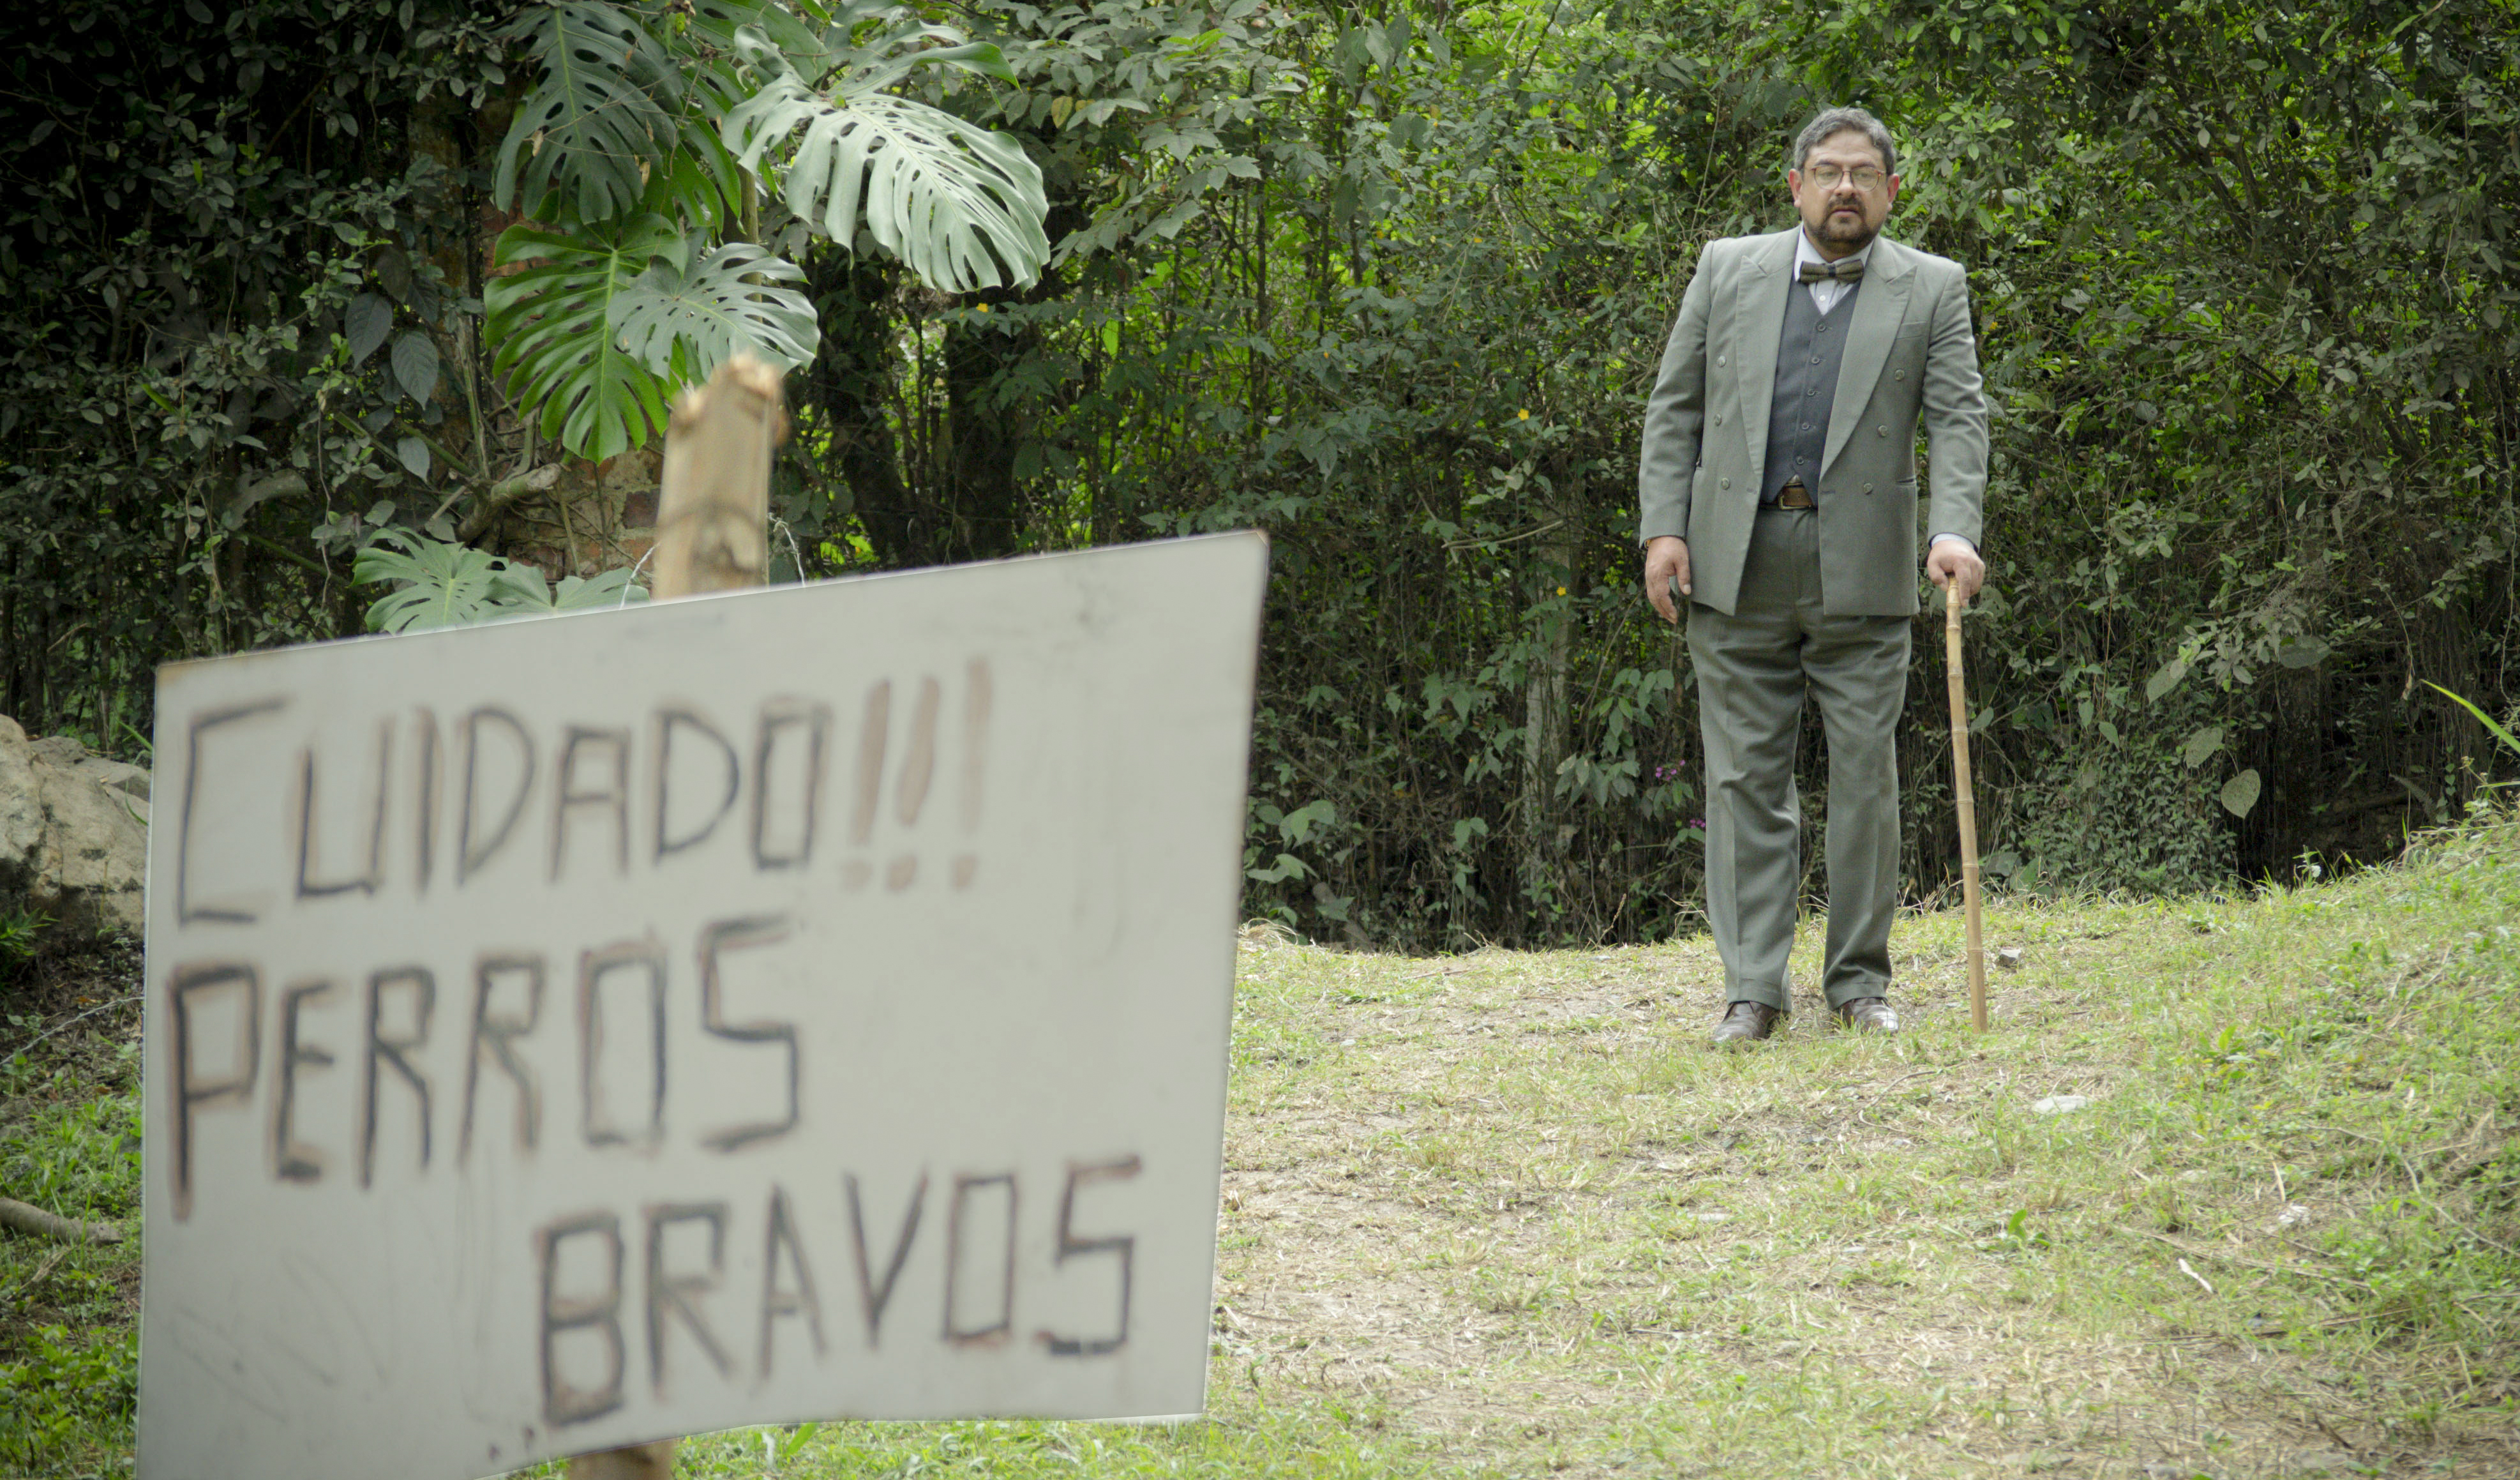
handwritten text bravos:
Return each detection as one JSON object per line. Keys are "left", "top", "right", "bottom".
{"left": 536, "top": 1162, "right": 1141, "bottom": 1428}
{"left": 174, "top": 660, "right": 993, "bottom": 926}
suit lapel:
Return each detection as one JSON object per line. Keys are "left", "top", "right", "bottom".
{"left": 1736, "top": 230, "right": 1798, "bottom": 481}
{"left": 1822, "top": 237, "right": 1915, "bottom": 476}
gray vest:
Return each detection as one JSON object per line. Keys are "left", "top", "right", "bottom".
{"left": 1760, "top": 278, "right": 1860, "bottom": 504}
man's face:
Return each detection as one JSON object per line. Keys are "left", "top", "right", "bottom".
{"left": 1789, "top": 130, "right": 1900, "bottom": 257}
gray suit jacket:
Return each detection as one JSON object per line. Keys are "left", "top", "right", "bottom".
{"left": 1637, "top": 228, "right": 1988, "bottom": 617}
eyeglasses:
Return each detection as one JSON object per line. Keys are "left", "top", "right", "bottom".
{"left": 1803, "top": 163, "right": 1886, "bottom": 192}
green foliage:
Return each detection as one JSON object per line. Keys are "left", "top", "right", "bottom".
{"left": 2427, "top": 683, "right": 2520, "bottom": 764}
{"left": 491, "top": 559, "right": 652, "bottom": 617}
{"left": 614, "top": 239, "right": 820, "bottom": 378}
{"left": 4, "top": 0, "right": 2513, "bottom": 943}
{"left": 2007, "top": 735, "right": 2235, "bottom": 898}
{"left": 769, "top": 0, "right": 2505, "bottom": 942}
{"left": 479, "top": 0, "right": 1053, "bottom": 457}
{"left": 354, "top": 531, "right": 521, "bottom": 631}
{"left": 494, "top": 1, "right": 686, "bottom": 222}
{"left": 485, "top": 216, "right": 686, "bottom": 460}
{"left": 722, "top": 27, "right": 1048, "bottom": 294}
{"left": 353, "top": 529, "right": 646, "bottom": 632}
{"left": 0, "top": 1052, "right": 141, "bottom": 1477}
{"left": 0, "top": 1088, "right": 141, "bottom": 1219}
{"left": 0, "top": 0, "right": 523, "bottom": 747}
{"left": 0, "top": 1326, "right": 139, "bottom": 1472}
{"left": 0, "top": 909, "right": 48, "bottom": 975}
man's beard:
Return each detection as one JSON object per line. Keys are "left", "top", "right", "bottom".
{"left": 1813, "top": 200, "right": 1878, "bottom": 250}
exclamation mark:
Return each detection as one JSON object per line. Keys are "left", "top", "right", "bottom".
{"left": 414, "top": 708, "right": 440, "bottom": 895}
{"left": 843, "top": 680, "right": 889, "bottom": 892}
{"left": 952, "top": 660, "right": 990, "bottom": 890}
{"left": 887, "top": 677, "right": 940, "bottom": 890}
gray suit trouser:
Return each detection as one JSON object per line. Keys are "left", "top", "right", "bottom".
{"left": 1687, "top": 506, "right": 1909, "bottom": 1012}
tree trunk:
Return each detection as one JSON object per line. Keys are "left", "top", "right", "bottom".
{"left": 800, "top": 255, "right": 926, "bottom": 568}
{"left": 937, "top": 307, "right": 1035, "bottom": 563}
{"left": 1520, "top": 466, "right": 1577, "bottom": 920}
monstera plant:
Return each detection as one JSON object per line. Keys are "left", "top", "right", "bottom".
{"left": 484, "top": 0, "right": 1051, "bottom": 460}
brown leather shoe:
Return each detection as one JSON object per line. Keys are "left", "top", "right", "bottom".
{"left": 1834, "top": 997, "right": 1900, "bottom": 1034}
{"left": 1712, "top": 1000, "right": 1780, "bottom": 1048}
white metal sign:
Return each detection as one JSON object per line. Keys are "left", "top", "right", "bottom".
{"left": 140, "top": 534, "right": 1268, "bottom": 1479}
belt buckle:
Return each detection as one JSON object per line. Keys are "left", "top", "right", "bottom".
{"left": 1777, "top": 481, "right": 1815, "bottom": 510}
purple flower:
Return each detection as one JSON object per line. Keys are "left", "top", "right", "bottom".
{"left": 1688, "top": 817, "right": 1706, "bottom": 829}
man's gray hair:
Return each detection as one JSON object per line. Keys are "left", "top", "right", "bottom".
{"left": 1791, "top": 107, "right": 1897, "bottom": 177}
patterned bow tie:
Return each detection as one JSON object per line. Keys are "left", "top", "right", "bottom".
{"left": 1799, "top": 258, "right": 1864, "bottom": 283}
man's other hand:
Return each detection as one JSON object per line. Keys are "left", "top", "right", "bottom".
{"left": 1925, "top": 536, "right": 1985, "bottom": 603}
{"left": 1644, "top": 536, "right": 1691, "bottom": 623}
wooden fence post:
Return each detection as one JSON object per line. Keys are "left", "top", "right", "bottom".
{"left": 564, "top": 352, "right": 786, "bottom": 1480}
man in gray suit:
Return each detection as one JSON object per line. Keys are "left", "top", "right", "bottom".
{"left": 1637, "top": 107, "right": 1988, "bottom": 1046}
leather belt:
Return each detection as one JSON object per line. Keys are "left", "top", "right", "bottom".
{"left": 1775, "top": 479, "right": 1815, "bottom": 510}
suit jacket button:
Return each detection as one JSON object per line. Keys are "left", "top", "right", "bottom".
{"left": 1717, "top": 355, "right": 1727, "bottom": 366}
{"left": 1895, "top": 370, "right": 1905, "bottom": 381}
{"left": 1877, "top": 425, "right": 1887, "bottom": 436}
{"left": 1863, "top": 482, "right": 1874, "bottom": 494}
{"left": 1713, "top": 413, "right": 1723, "bottom": 425}
{"left": 1721, "top": 478, "right": 1732, "bottom": 489}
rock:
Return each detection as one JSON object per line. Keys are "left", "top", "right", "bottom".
{"left": 0, "top": 720, "right": 45, "bottom": 881}
{"left": 28, "top": 734, "right": 87, "bottom": 767}
{"left": 2031, "top": 1094, "right": 2094, "bottom": 1114}
{"left": 1995, "top": 946, "right": 2025, "bottom": 969}
{"left": 0, "top": 714, "right": 151, "bottom": 938}
{"left": 73, "top": 755, "right": 151, "bottom": 802}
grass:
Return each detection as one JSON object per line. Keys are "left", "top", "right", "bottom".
{"left": 0, "top": 937, "right": 142, "bottom": 1476}
{"left": 4, "top": 824, "right": 2517, "bottom": 1477}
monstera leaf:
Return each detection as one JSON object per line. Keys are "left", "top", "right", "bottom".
{"left": 636, "top": 126, "right": 748, "bottom": 229}
{"left": 493, "top": 560, "right": 651, "bottom": 614}
{"left": 495, "top": 1, "right": 681, "bottom": 221}
{"left": 354, "top": 531, "right": 517, "bottom": 633}
{"left": 484, "top": 216, "right": 682, "bottom": 460}
{"left": 480, "top": 0, "right": 1053, "bottom": 457}
{"left": 612, "top": 239, "right": 820, "bottom": 378}
{"left": 721, "top": 28, "right": 1049, "bottom": 293}
{"left": 681, "top": 0, "right": 841, "bottom": 116}
{"left": 356, "top": 531, "right": 650, "bottom": 633}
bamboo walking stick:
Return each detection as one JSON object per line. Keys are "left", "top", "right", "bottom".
{"left": 566, "top": 354, "right": 785, "bottom": 1480}
{"left": 1944, "top": 579, "right": 1988, "bottom": 1032}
